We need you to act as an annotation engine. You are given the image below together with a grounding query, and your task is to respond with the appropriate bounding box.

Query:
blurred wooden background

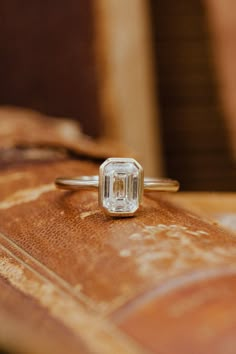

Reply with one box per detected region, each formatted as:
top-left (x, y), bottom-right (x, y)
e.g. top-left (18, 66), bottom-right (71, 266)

top-left (150, 0), bottom-right (236, 190)
top-left (0, 1), bottom-right (101, 137)
top-left (0, 0), bottom-right (235, 189)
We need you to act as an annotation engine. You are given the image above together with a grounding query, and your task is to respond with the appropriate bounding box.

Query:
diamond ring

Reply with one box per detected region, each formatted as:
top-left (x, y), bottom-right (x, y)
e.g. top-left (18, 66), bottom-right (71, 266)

top-left (55, 158), bottom-right (179, 217)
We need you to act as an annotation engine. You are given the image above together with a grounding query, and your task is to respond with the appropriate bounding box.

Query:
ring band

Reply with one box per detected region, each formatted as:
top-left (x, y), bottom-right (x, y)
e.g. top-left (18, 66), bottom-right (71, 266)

top-left (55, 176), bottom-right (179, 192)
top-left (55, 158), bottom-right (179, 217)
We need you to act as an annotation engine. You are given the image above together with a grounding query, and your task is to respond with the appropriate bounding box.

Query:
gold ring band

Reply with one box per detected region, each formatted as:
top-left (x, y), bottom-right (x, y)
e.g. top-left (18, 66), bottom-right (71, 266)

top-left (55, 176), bottom-right (179, 192)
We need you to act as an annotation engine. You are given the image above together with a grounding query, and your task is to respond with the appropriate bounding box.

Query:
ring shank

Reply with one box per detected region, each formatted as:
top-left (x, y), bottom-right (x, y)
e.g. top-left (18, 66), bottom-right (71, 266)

top-left (144, 178), bottom-right (179, 192)
top-left (55, 176), bottom-right (179, 192)
top-left (55, 176), bottom-right (99, 191)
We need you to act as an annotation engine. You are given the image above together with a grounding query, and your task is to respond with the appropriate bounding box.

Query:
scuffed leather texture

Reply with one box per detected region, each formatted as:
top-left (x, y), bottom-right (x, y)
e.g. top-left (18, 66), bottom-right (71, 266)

top-left (0, 110), bottom-right (236, 354)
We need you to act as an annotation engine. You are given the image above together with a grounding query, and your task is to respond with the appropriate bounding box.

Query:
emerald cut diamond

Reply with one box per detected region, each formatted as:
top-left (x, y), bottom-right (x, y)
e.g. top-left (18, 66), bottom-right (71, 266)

top-left (99, 158), bottom-right (144, 216)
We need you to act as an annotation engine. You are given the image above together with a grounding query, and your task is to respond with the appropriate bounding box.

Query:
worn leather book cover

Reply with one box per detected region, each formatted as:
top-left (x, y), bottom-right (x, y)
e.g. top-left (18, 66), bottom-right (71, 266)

top-left (0, 108), bottom-right (236, 354)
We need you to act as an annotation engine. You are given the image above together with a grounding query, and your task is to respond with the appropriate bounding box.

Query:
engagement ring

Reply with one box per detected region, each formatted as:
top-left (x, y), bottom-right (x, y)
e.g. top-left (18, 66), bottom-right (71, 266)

top-left (55, 158), bottom-right (179, 217)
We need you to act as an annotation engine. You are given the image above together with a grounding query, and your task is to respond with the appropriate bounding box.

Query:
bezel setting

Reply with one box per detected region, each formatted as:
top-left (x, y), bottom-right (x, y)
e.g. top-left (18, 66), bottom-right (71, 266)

top-left (99, 158), bottom-right (144, 217)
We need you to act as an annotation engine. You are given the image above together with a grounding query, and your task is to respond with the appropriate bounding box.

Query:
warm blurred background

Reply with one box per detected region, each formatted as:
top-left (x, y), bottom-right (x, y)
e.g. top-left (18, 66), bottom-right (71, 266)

top-left (0, 0), bottom-right (235, 190)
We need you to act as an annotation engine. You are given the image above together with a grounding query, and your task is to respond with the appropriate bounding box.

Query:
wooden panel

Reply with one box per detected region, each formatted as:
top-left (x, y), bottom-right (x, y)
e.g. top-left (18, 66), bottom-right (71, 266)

top-left (0, 1), bottom-right (163, 176)
top-left (205, 0), bottom-right (236, 159)
top-left (150, 0), bottom-right (236, 190)
top-left (0, 0), bottom-right (102, 137)
top-left (94, 0), bottom-right (163, 176)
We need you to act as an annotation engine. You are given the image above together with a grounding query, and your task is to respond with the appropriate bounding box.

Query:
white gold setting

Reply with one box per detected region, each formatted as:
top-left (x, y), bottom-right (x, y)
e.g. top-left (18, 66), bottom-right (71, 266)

top-left (55, 157), bottom-right (180, 217)
top-left (99, 158), bottom-right (144, 216)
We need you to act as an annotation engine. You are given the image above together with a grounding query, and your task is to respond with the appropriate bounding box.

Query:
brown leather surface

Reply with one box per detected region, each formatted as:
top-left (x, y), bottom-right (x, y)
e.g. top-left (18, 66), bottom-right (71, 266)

top-left (0, 276), bottom-right (88, 354)
top-left (0, 111), bottom-right (236, 353)
top-left (117, 272), bottom-right (236, 354)
top-left (167, 192), bottom-right (236, 233)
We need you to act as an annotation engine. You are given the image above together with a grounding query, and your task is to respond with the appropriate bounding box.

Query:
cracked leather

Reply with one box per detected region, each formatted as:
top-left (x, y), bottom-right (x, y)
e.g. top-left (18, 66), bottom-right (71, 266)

top-left (0, 108), bottom-right (236, 354)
